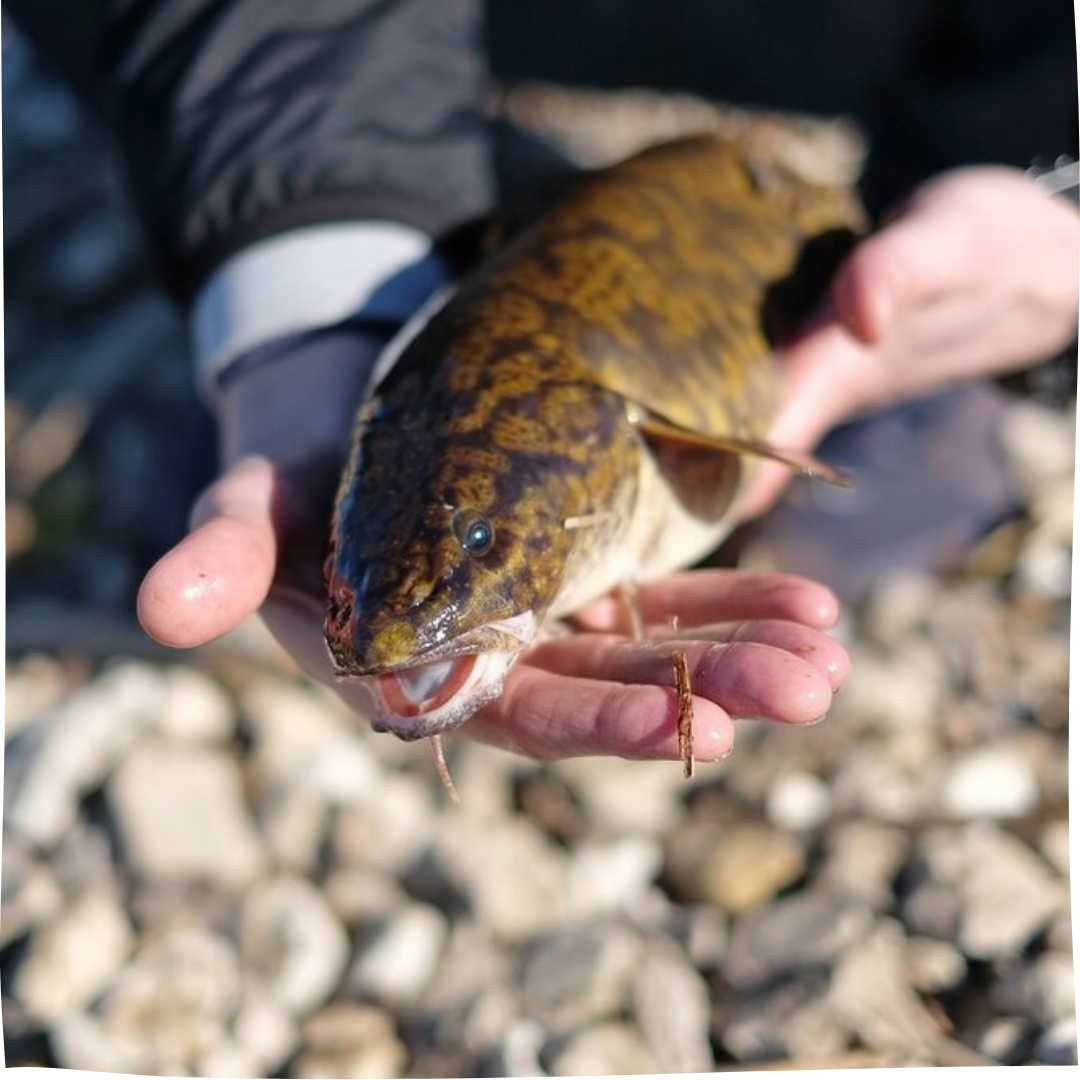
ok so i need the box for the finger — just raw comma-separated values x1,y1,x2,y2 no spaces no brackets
520,636,835,725
137,456,280,648
648,619,850,688
573,570,840,633
833,197,979,344
464,665,736,763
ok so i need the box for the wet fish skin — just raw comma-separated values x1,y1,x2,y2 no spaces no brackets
324,132,863,722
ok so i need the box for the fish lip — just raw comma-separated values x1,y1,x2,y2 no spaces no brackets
331,610,538,678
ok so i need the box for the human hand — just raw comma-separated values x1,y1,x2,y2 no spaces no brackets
137,325,848,762
743,165,1080,517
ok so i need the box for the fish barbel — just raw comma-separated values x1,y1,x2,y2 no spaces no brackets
324,133,863,743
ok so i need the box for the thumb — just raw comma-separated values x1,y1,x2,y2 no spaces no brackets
137,456,280,648
833,189,980,344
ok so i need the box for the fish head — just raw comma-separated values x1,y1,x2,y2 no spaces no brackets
324,372,630,741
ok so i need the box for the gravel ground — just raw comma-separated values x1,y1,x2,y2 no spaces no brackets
3,27,1076,1076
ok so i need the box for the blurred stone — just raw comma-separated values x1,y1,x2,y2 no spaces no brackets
861,570,936,643
721,972,847,1063
407,815,570,942
629,936,713,1072
107,739,268,885
941,745,1040,820
13,888,133,1023
0,840,64,948
990,952,1076,1026
665,819,806,915
904,936,967,994
765,770,832,831
828,921,945,1060
660,903,728,972
292,1003,408,1079
901,880,962,942
3,652,67,740
725,887,872,991
239,874,350,1017
820,819,909,910
5,661,162,848
1034,1016,1078,1066
1039,819,1070,877
999,400,1075,498
548,1021,658,1076
978,1017,1033,1064
553,757,686,835
347,902,448,1007
97,928,242,1073
328,773,435,875
243,678,381,804
260,790,329,875
924,825,1066,960
154,666,236,742
478,1019,546,1078
519,922,641,1035
565,837,662,920
323,867,408,929
831,747,939,824
230,981,301,1076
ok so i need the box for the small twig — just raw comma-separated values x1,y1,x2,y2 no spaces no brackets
673,651,694,779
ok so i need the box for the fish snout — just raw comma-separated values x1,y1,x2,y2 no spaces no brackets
325,572,421,675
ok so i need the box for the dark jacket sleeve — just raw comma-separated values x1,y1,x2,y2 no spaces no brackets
6,0,497,301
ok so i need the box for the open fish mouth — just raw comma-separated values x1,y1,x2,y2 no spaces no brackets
341,611,538,740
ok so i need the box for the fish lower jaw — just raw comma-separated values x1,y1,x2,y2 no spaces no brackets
364,648,519,741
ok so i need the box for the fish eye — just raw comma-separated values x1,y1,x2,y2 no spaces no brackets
451,508,495,557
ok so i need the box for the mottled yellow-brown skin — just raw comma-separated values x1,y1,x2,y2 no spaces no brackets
325,134,862,685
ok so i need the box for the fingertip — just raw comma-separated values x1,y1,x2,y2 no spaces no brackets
137,516,276,648
833,241,896,344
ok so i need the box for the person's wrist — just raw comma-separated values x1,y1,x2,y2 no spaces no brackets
216,323,389,465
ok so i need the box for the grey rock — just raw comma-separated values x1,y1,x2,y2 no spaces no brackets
292,1003,408,1079
941,744,1040,820
629,936,714,1072
153,665,236,742
0,840,63,948
990,951,1077,1026
1039,818,1070,877
548,1021,658,1076
408,815,570,942
323,866,408,929
242,679,381,806
239,874,350,1017
107,739,268,885
328,773,435,875
88,928,243,1074
260,789,329,875
519,922,642,1035
347,902,448,1007
904,936,967,994
1034,1016,1077,1066
828,922,939,1055
820,819,910,910
3,652,68,741
229,981,301,1076
13,888,134,1023
553,757,686,835
5,661,162,848
900,879,962,941
724,887,873,991
765,770,833,831
978,1016,1034,1064
722,972,847,1063
479,1019,547,1078
565,837,663,920
660,903,728,972
924,824,1067,960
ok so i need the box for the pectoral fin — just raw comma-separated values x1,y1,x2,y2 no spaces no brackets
632,409,853,488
